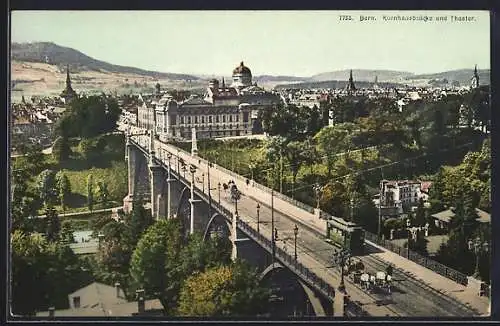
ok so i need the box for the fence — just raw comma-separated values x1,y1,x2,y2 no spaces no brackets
364,231,469,286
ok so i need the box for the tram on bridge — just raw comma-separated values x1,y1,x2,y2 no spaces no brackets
326,217,365,255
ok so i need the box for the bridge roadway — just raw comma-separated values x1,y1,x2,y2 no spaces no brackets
131,133,479,317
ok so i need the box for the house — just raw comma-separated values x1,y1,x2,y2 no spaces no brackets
36,282,164,317
379,180,425,215
431,207,491,230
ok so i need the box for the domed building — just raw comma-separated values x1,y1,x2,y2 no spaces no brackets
231,61,253,88
137,61,281,140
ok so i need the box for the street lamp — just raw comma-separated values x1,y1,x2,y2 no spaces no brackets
217,182,221,205
189,164,197,234
231,186,241,217
249,163,255,181
293,224,299,260
313,183,322,210
256,203,261,233
201,173,205,193
468,238,489,279
336,250,350,293
406,218,411,259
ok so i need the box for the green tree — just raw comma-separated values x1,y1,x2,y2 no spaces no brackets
52,136,71,162
45,205,60,242
57,173,71,213
177,261,270,317
414,198,426,227
124,197,154,247
87,174,94,211
11,231,92,315
38,169,59,207
59,220,76,244
129,219,184,313
96,181,110,206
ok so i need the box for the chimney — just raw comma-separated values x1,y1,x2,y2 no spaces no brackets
115,282,121,298
138,296,145,314
48,307,55,317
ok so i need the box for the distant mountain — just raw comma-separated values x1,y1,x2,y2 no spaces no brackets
310,69,414,82
405,69,490,86
11,42,199,81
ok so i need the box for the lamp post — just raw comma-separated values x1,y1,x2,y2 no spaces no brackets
189,164,197,234
337,250,350,293
249,163,255,181
202,173,205,193
166,152,172,219
313,183,322,210
271,188,276,263
256,203,261,233
406,218,411,259
231,186,241,217
294,224,299,260
468,238,489,279
207,162,212,221
217,182,221,205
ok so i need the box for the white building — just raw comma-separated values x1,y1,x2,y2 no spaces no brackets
137,62,281,140
380,180,427,215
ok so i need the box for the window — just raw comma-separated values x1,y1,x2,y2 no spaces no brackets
195,116,198,124
188,116,191,124
223,115,226,123
243,112,249,122
171,114,176,125
235,114,239,122
216,115,219,123
209,115,212,123
201,116,205,124
229,115,232,122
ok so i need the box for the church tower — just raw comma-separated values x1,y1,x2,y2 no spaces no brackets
345,69,357,95
60,64,77,104
470,64,480,89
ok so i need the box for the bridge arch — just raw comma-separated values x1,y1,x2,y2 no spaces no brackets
259,262,323,317
203,213,232,241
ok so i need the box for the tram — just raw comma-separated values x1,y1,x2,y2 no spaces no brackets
325,216,365,255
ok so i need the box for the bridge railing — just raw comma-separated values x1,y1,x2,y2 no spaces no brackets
364,231,469,286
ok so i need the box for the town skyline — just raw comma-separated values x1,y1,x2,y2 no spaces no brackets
11,10,490,77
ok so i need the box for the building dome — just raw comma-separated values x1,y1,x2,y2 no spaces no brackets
233,61,252,75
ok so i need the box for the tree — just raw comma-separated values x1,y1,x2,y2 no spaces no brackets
177,261,270,317
52,136,71,162
414,198,426,227
38,169,59,207
11,230,93,315
124,197,154,247
96,181,110,206
57,173,71,213
129,219,184,313
45,205,60,242
87,174,94,211
59,220,76,244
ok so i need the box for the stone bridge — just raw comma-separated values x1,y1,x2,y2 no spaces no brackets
122,132,360,317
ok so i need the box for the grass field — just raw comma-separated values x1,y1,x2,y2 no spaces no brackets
17,133,128,215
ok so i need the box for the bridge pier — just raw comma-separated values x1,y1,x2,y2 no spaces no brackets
333,291,345,317
123,139,137,214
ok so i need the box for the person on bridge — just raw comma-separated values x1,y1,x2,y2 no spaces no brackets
386,264,393,277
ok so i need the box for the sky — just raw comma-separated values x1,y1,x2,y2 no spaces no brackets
11,10,491,77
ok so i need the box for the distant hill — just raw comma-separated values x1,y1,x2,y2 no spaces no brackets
11,42,199,81
310,69,414,83
275,80,404,90
405,69,490,86
253,75,309,83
